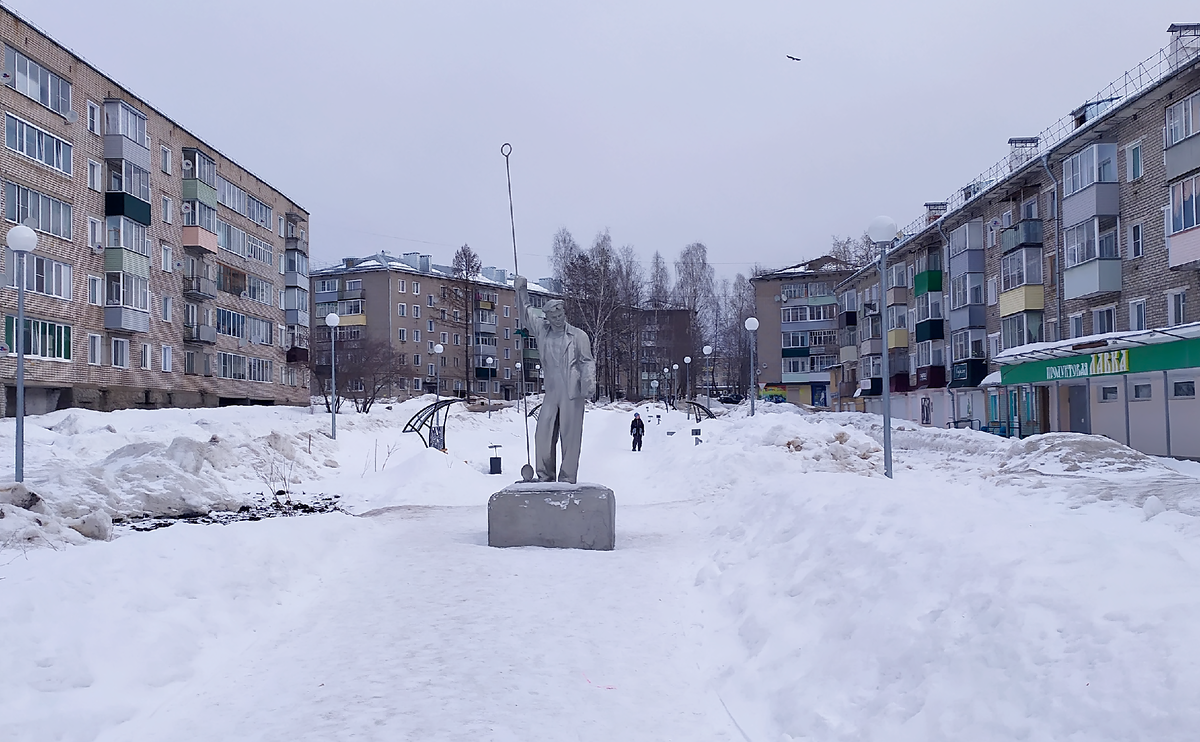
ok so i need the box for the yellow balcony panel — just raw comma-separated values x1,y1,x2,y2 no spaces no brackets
999,285,1045,318
887,328,908,349
339,314,367,326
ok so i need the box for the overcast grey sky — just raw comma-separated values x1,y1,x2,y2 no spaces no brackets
15,0,1197,279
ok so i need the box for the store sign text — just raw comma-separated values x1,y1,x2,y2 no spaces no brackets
1044,349,1129,380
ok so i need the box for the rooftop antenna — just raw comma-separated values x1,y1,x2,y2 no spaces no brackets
502,142,535,482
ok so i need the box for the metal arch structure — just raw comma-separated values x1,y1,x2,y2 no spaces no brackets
403,398,466,449
676,399,715,421
527,403,542,420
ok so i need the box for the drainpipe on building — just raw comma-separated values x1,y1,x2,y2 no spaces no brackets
1040,154,1064,340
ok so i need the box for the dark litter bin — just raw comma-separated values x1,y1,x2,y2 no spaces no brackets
489,444,502,475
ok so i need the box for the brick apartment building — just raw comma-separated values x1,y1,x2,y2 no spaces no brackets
308,253,558,401
636,302,694,401
750,257,857,407
0,7,310,415
830,23,1200,458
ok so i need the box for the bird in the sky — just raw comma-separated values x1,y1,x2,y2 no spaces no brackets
786,55,801,62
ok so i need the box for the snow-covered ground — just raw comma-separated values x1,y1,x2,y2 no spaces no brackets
2,398,1200,741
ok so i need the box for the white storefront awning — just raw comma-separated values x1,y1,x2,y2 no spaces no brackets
980,370,1002,386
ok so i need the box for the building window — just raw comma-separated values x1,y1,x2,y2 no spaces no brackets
987,277,998,306
1169,173,1199,234
1021,196,1038,220
1165,90,1200,148
887,305,907,331
1100,386,1119,402
345,279,362,291
412,305,420,319
5,182,73,240
440,332,448,343
503,305,510,318
88,333,102,365
1169,290,1187,326
3,316,72,360
87,275,102,305
139,342,151,369
989,333,1000,359
1065,219,1119,266
1129,223,1143,258
1070,314,1084,338
316,279,338,293
87,101,100,134
1093,307,1115,334
398,328,407,341
162,295,173,322
950,273,983,309
397,279,409,293
217,352,248,380
106,215,151,256
161,244,173,272
5,46,71,115
162,196,173,225
1174,380,1195,398
5,251,73,300
951,329,987,362
397,303,406,317
1000,249,1042,291
1130,299,1146,331
216,307,246,338
161,145,172,174
183,200,217,233
414,330,421,342
5,114,72,174
1000,312,1043,351
1133,383,1153,401
181,147,217,188
412,281,420,295
428,320,435,332
88,159,102,191
112,338,130,369
1063,143,1116,197
1126,141,1142,181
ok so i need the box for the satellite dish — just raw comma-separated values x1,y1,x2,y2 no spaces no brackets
181,203,193,214
782,295,789,303
240,291,249,299
0,71,10,84
182,160,193,171
773,295,781,302
91,244,105,255
65,110,79,124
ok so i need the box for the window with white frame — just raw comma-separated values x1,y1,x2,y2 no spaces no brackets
1070,314,1084,339
397,303,406,317
987,277,998,306
106,215,151,255
3,316,72,360
887,264,906,289
88,333,102,365
1166,90,1200,148
916,340,944,368
88,275,102,305
1093,307,1115,335
397,279,407,293
1174,380,1196,398
345,279,362,291
162,295,172,322
161,146,172,174
1001,312,1043,350
5,113,72,174
1129,222,1143,258
950,273,983,309
6,251,72,300
782,305,807,322
5,182,72,240
414,330,421,342
160,345,173,372
111,337,129,368
989,333,1000,360
428,320,435,332
784,358,804,374
162,196,173,225
782,331,806,348
161,244,173,272
1062,143,1116,196
88,159,102,191
951,329,987,361
412,281,420,295
316,278,338,293
139,342,151,369
1000,248,1043,291
1065,218,1119,266
1021,196,1038,220
1170,173,1199,234
1100,386,1119,402
1133,383,1153,400
1169,290,1187,326
5,46,71,115
915,292,942,322
1126,141,1142,181
886,305,907,331
1129,299,1147,331
87,101,100,134
412,304,420,319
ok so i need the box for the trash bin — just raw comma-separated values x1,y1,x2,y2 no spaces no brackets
488,444,502,475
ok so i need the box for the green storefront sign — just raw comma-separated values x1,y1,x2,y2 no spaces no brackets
1000,337,1200,385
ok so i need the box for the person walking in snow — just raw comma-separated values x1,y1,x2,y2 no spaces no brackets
630,412,645,452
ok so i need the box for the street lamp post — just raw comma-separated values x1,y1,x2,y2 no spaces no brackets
744,317,759,416
662,367,670,409
434,343,444,401
485,356,495,417
324,312,340,439
515,361,522,396
867,215,898,479
535,363,541,394
683,356,691,401
7,225,37,482
702,345,713,403
672,363,679,403
651,379,659,405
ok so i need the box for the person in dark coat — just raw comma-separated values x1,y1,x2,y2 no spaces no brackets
630,412,645,451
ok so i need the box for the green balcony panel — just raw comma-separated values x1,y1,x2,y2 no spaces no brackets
104,248,151,278
913,270,943,297
182,178,219,208
915,319,945,342
782,347,810,358
105,192,152,226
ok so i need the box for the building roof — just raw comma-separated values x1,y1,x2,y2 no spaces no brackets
754,255,855,281
309,252,558,295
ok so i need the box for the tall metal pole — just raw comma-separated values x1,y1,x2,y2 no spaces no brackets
502,143,532,476
749,334,756,417
330,329,337,440
15,252,26,482
877,241,893,478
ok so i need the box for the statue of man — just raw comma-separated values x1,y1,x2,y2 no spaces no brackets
514,276,596,483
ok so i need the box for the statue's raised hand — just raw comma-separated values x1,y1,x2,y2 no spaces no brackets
514,275,528,291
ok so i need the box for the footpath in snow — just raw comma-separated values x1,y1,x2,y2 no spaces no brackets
2,398,1200,741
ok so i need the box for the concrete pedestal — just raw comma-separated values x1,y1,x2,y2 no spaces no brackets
488,483,615,550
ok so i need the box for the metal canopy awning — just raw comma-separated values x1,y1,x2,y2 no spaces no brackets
995,322,1200,367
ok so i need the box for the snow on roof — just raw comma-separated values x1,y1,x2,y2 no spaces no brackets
995,321,1200,365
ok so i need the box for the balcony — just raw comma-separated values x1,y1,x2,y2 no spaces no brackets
887,328,908,349
859,377,883,397
838,310,857,328
890,372,912,393
915,319,944,342
105,192,152,227
285,309,310,326
1001,220,1043,252
1063,258,1121,300
1167,133,1200,181
782,371,831,384
183,324,217,344
1063,182,1119,225
104,248,150,277
182,178,218,208
285,235,309,254
840,344,858,364
104,306,150,334
886,286,908,306
999,285,1044,317
286,346,309,364
949,359,988,388
949,304,986,331
182,226,218,254
476,300,495,310
838,381,857,399
284,271,309,289
1169,227,1200,269
103,134,150,169
913,270,943,296
916,365,947,389
182,276,218,300
782,347,809,358
859,337,882,356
